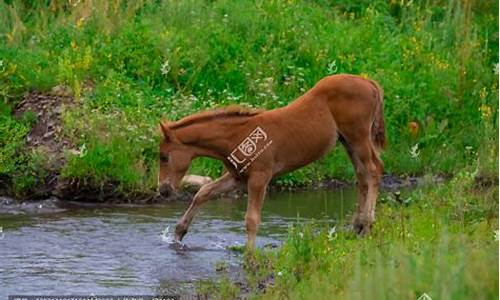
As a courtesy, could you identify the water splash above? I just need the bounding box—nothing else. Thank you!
[160,226,174,242]
[159,224,168,237]
[160,225,185,248]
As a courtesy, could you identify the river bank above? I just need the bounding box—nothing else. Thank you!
[0,89,448,203]
[0,171,438,204]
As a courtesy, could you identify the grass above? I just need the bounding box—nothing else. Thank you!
[201,166,498,299]
[0,0,498,194]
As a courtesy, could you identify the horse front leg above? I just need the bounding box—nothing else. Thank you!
[245,171,272,250]
[174,172,240,241]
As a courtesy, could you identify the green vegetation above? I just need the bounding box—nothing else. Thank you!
[0,1,497,298]
[0,0,497,194]
[202,167,497,299]
[0,101,46,194]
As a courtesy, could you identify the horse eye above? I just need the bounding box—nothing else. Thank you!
[160,154,169,163]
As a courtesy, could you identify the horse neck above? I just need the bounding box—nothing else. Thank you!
[174,118,250,160]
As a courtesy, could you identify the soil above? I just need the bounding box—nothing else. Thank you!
[6,89,75,199]
[268,174,428,193]
[14,89,74,167]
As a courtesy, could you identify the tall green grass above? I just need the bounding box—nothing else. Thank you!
[200,168,497,299]
[0,0,497,192]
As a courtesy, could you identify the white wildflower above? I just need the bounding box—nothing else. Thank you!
[328,226,337,241]
[465,145,473,156]
[410,143,420,159]
[79,143,87,158]
[161,59,170,75]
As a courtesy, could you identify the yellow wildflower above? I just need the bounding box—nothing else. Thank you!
[479,104,492,120]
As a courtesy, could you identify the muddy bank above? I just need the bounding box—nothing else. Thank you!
[0,172,435,205]
[1,90,75,199]
[269,174,439,192]
[2,89,168,203]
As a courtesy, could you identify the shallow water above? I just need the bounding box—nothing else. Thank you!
[0,188,356,297]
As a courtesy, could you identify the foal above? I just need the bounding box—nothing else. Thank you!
[158,74,385,249]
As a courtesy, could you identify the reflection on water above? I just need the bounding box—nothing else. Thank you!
[0,188,356,297]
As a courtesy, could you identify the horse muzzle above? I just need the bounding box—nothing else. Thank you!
[158,182,177,197]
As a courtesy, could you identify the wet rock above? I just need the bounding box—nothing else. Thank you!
[380,174,419,190]
[0,196,15,206]
[0,197,65,214]
[475,175,498,189]
[263,242,279,249]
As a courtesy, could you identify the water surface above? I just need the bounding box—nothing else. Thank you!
[0,188,356,297]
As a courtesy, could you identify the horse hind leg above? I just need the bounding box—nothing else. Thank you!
[354,141,382,234]
[340,135,382,234]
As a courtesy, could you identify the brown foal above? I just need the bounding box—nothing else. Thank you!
[158,74,385,249]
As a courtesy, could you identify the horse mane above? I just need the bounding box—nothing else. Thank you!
[168,105,264,130]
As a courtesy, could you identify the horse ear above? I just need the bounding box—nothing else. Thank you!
[159,121,176,142]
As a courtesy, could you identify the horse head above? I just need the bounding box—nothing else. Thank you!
[158,121,194,197]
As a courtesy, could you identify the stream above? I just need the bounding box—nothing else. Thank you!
[0,188,356,297]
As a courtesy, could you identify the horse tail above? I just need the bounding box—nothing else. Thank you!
[370,79,386,152]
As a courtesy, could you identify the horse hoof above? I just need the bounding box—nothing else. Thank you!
[174,225,188,241]
[353,220,372,236]
[174,233,185,242]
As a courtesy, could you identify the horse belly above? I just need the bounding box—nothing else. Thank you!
[273,119,337,175]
